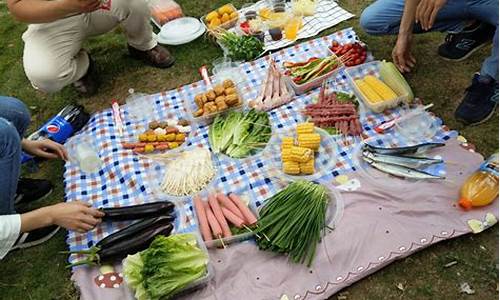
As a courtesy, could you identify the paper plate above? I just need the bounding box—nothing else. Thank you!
[157,17,206,45]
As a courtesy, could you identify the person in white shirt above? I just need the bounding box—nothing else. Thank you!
[0,96,104,259]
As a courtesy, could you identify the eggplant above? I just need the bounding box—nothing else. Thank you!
[97,214,175,248]
[101,201,175,222]
[66,215,175,267]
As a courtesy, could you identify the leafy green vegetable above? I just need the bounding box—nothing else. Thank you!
[209,109,271,158]
[218,32,264,61]
[255,181,329,267]
[122,234,208,300]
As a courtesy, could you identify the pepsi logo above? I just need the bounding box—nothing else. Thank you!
[46,124,60,134]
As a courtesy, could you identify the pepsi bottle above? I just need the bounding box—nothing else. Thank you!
[22,104,90,165]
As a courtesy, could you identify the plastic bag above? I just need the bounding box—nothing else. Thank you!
[148,0,183,26]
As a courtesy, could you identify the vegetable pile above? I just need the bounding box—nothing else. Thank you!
[160,147,215,196]
[255,180,330,266]
[329,41,367,67]
[303,83,362,136]
[284,55,343,85]
[122,119,190,154]
[217,31,264,61]
[66,213,176,267]
[209,109,271,158]
[281,122,320,175]
[248,59,294,111]
[123,234,209,300]
[194,192,257,245]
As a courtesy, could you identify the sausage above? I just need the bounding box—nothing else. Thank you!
[133,147,145,153]
[208,194,232,238]
[122,142,137,149]
[216,193,244,220]
[221,207,245,228]
[204,202,222,238]
[194,196,212,242]
[228,193,257,225]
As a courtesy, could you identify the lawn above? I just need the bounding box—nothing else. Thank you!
[0,0,498,299]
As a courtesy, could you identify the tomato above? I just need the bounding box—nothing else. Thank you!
[354,58,362,65]
[360,55,366,62]
[331,41,339,47]
[345,43,353,50]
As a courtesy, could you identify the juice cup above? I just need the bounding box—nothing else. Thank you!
[284,16,302,40]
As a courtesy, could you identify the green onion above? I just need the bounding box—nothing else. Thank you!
[255,180,330,266]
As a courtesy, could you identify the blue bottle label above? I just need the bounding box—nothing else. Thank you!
[43,116,74,143]
[479,154,499,177]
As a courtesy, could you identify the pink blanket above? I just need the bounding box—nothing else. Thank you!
[72,140,498,300]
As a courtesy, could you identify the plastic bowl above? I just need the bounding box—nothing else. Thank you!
[394,109,439,143]
[263,126,337,181]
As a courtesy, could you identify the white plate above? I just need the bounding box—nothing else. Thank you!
[157,18,206,45]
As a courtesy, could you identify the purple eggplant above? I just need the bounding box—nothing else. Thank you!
[100,201,175,222]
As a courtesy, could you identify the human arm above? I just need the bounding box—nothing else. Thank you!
[392,0,420,72]
[21,139,69,160]
[20,201,104,233]
[6,0,101,24]
[416,0,447,31]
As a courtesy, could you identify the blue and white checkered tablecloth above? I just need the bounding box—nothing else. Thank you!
[64,27,457,264]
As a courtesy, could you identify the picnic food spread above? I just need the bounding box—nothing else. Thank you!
[59,3,498,300]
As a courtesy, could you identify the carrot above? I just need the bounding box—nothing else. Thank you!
[216,193,244,220]
[208,194,232,238]
[228,193,257,225]
[221,207,245,228]
[194,196,212,241]
[204,202,222,238]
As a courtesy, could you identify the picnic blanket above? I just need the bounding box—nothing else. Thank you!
[231,0,354,52]
[64,28,498,299]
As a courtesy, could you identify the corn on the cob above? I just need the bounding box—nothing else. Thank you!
[281,136,295,151]
[281,147,292,162]
[355,79,383,104]
[296,122,314,134]
[299,159,315,175]
[363,75,397,100]
[297,133,321,151]
[283,161,300,175]
[290,146,313,163]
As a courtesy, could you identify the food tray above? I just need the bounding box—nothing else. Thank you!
[284,53,344,95]
[122,232,214,299]
[146,145,220,201]
[121,110,194,156]
[345,60,409,113]
[184,70,247,126]
[193,190,260,248]
[263,126,337,181]
[201,3,239,30]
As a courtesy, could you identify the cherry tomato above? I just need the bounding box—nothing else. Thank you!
[331,41,339,47]
[354,58,362,65]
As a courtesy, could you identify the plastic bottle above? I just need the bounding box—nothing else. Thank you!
[21,105,90,165]
[458,152,499,209]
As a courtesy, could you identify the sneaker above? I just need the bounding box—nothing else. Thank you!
[438,22,496,61]
[73,53,99,96]
[128,45,175,69]
[10,225,60,250]
[455,74,499,125]
[15,178,53,205]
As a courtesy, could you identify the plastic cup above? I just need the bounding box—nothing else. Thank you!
[284,15,302,40]
[66,135,103,173]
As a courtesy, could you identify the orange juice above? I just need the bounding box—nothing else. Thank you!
[458,153,498,209]
[284,16,302,40]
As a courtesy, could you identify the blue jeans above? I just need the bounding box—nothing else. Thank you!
[360,0,499,81]
[0,97,31,214]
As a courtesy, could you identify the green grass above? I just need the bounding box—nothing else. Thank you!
[0,0,498,299]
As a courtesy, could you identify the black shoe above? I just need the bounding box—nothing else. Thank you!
[128,45,176,69]
[10,225,60,251]
[73,53,99,96]
[455,74,498,125]
[15,178,53,205]
[438,22,496,61]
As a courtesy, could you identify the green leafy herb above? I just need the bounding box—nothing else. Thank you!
[218,32,264,61]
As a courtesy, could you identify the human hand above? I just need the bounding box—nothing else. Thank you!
[61,0,102,14]
[22,139,68,160]
[392,33,417,73]
[416,0,447,31]
[49,201,104,233]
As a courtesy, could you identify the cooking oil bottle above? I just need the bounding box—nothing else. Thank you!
[458,152,498,209]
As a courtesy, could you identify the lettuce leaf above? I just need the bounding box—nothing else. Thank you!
[141,234,208,300]
[123,253,148,300]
